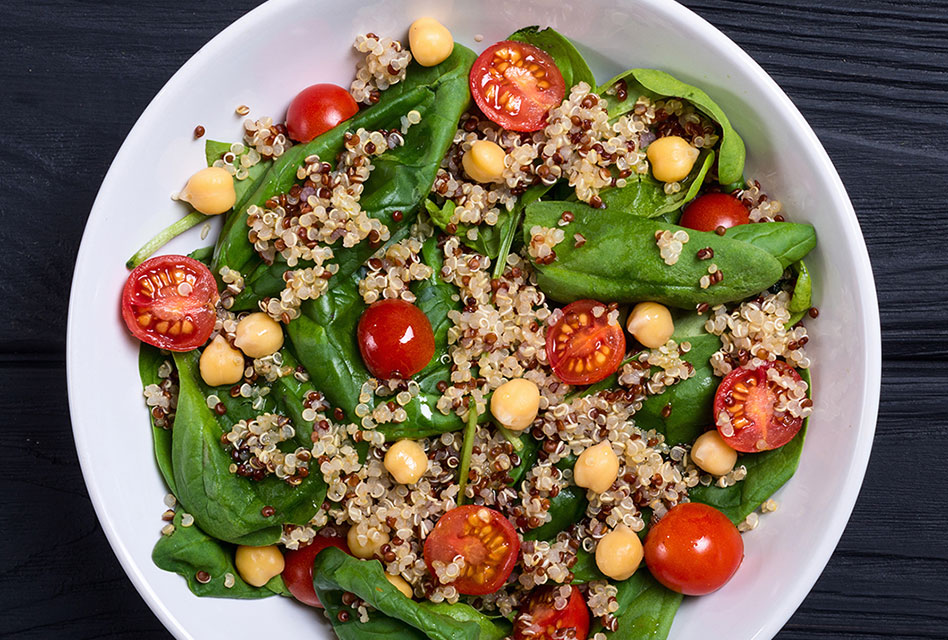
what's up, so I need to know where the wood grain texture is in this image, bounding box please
[0,0,945,638]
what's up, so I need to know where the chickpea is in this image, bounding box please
[573,441,619,494]
[626,302,675,349]
[595,525,643,581]
[691,430,738,476]
[199,335,245,387]
[384,439,428,484]
[234,312,284,358]
[490,378,541,431]
[234,545,284,587]
[462,140,506,184]
[347,526,390,559]
[385,572,414,598]
[409,17,454,67]
[646,135,700,183]
[179,167,236,215]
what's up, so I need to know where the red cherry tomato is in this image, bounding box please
[644,502,744,596]
[423,505,520,596]
[679,193,750,232]
[282,536,350,607]
[285,83,359,143]
[357,299,435,379]
[546,300,625,385]
[121,255,218,351]
[470,41,566,132]
[513,584,590,640]
[714,361,806,452]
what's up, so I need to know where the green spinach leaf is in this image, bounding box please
[152,511,282,599]
[524,201,816,308]
[635,333,721,446]
[213,45,477,309]
[598,150,714,220]
[170,348,327,545]
[312,548,509,640]
[508,26,596,89]
[689,368,811,524]
[604,570,682,640]
[139,344,177,494]
[524,484,588,541]
[204,139,273,213]
[599,69,745,184]
[787,260,812,325]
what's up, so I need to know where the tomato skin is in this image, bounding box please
[423,505,520,596]
[679,193,750,232]
[282,536,350,607]
[546,299,626,385]
[286,83,359,143]
[644,502,743,596]
[714,361,805,452]
[513,584,590,640]
[121,255,218,351]
[470,41,566,132]
[357,299,435,379]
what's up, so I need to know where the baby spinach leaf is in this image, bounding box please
[312,548,509,640]
[689,426,807,524]
[597,149,714,220]
[152,511,281,599]
[725,224,817,270]
[604,570,682,640]
[508,26,596,89]
[571,549,607,583]
[524,484,588,541]
[599,69,745,185]
[787,260,812,326]
[139,344,177,494]
[689,368,811,524]
[635,333,722,446]
[213,45,477,308]
[170,349,327,545]
[286,255,466,441]
[524,201,816,308]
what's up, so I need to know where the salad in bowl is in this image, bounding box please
[120,17,818,640]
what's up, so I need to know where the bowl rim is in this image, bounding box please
[66,1,881,638]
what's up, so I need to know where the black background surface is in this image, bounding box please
[1,1,945,638]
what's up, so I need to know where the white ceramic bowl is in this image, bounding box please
[67,1,880,638]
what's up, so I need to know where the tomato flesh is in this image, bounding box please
[286,83,359,143]
[546,299,625,385]
[714,361,805,452]
[470,41,566,132]
[121,255,218,351]
[513,584,590,640]
[644,502,744,596]
[282,536,350,607]
[357,299,435,379]
[679,193,750,232]
[423,505,520,596]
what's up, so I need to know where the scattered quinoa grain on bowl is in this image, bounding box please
[122,17,817,640]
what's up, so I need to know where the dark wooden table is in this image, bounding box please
[2,0,945,637]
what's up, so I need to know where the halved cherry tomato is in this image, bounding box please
[470,41,565,132]
[644,502,743,596]
[286,83,359,143]
[357,299,435,379]
[121,255,218,351]
[714,361,805,452]
[423,505,520,596]
[679,192,750,232]
[513,584,590,640]
[546,300,625,385]
[282,536,350,607]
